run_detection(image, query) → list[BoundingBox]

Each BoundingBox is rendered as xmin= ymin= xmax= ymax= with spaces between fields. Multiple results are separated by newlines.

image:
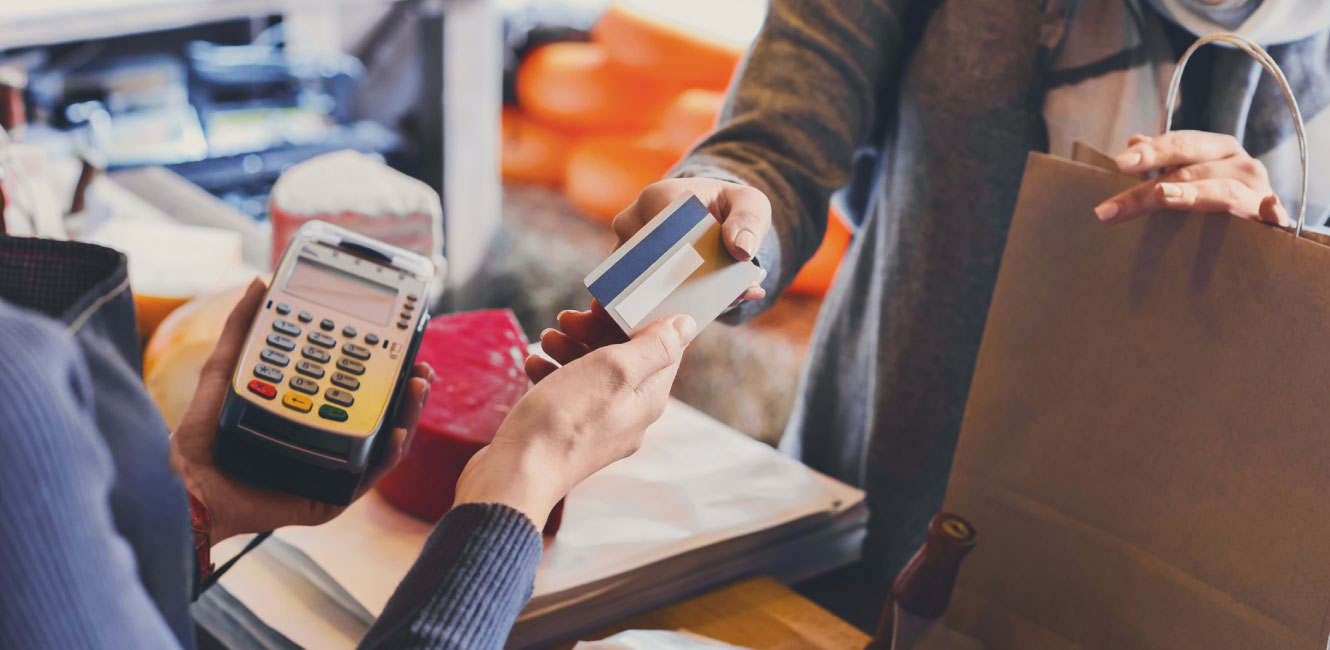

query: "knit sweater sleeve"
xmin=672 ymin=0 xmax=906 ymax=323
xmin=358 ymin=503 xmax=544 ymax=650
xmin=0 ymin=308 xmax=186 ymax=649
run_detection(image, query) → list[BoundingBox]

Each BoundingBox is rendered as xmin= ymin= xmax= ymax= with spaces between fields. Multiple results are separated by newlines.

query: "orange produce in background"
xmin=501 ymin=107 xmax=573 ymax=186
xmin=563 ymin=132 xmax=680 ymax=224
xmin=661 ymin=88 xmax=724 ymax=154
xmin=593 ymin=4 xmax=743 ymax=91
xmin=515 ymin=41 xmax=677 ymax=132
xmin=143 ymin=281 xmax=257 ymax=429
xmin=787 ymin=208 xmax=852 ymax=296
xmin=135 ymin=294 xmax=193 ymax=342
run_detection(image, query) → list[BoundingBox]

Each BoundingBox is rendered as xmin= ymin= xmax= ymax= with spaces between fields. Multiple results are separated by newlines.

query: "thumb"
xmin=199 ymin=279 xmax=268 ymax=381
xmin=1260 ymin=194 xmax=1290 ymax=227
xmin=597 ymin=314 xmax=695 ymax=389
xmin=718 ymin=186 xmax=771 ymax=262
xmin=176 ymin=278 xmax=266 ymax=435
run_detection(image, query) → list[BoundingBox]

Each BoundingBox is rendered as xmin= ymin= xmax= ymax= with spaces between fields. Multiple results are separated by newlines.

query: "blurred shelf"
xmin=2 ymin=0 xmax=502 ymax=292
xmin=0 ymin=0 xmax=397 ymax=50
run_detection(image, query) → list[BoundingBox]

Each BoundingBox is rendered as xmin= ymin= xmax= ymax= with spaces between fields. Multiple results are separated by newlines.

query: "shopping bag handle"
xmin=1163 ymin=33 xmax=1309 ymax=237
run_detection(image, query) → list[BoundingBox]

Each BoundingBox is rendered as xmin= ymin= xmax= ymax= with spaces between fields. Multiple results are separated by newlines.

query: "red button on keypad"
xmin=247 ymin=379 xmax=277 ymax=400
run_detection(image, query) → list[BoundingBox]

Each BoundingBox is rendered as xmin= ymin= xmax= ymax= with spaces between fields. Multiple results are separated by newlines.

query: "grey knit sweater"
xmin=678 ymin=0 xmax=1329 ymax=579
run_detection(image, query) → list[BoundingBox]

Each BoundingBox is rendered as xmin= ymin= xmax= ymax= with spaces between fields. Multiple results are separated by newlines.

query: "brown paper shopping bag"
xmin=927 ymin=35 xmax=1329 ymax=650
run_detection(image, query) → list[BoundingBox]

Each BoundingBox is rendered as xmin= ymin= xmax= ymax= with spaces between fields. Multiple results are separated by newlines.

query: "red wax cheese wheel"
xmin=501 ymin=107 xmax=573 ymax=187
xmin=377 ymin=310 xmax=549 ymax=526
xmin=514 ymin=41 xmax=677 ymax=132
xmin=661 ymin=88 xmax=723 ymax=154
xmin=268 ymin=150 xmax=444 ymax=282
xmin=592 ymin=4 xmax=743 ymax=91
xmin=563 ymin=132 xmax=680 ymax=224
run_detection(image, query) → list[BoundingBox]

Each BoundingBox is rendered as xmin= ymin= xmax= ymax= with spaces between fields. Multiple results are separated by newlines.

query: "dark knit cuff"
xmin=359 ymin=502 xmax=543 ymax=650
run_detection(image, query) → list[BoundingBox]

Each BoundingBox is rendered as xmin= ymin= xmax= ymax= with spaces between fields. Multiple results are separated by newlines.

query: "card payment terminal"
xmin=216 ymin=221 xmax=434 ymax=505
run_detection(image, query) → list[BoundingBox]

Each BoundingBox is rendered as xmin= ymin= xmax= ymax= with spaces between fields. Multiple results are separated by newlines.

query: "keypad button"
xmin=336 ymin=357 xmax=366 ymax=375
xmin=282 ymin=392 xmax=313 ymax=413
xmin=253 ymin=363 xmax=283 ymax=383
xmin=289 ymin=376 xmax=319 ymax=395
xmin=272 ymin=319 xmax=301 ymax=337
xmin=247 ymin=379 xmax=276 ymax=400
xmin=325 ymin=388 xmax=355 ymax=407
xmin=331 ymin=372 xmax=360 ymax=391
xmin=302 ymin=345 xmax=331 ymax=364
xmin=400 ymin=311 xmax=413 ymax=321
xmin=298 ymin=310 xmax=314 ymax=323
xmin=406 ymin=293 xmax=418 ymax=302
xmin=318 ymin=404 xmax=349 ymax=422
xmin=389 ymin=342 xmax=403 ymax=360
xmin=260 ymin=348 xmax=290 ymax=367
xmin=396 ymin=321 xmax=409 ymax=330
xmin=308 ymin=331 xmax=337 ymax=348
xmin=364 ymin=333 xmax=380 ymax=346
xmin=266 ymin=332 xmax=296 ymax=351
xmin=403 ymin=302 xmax=415 ymax=311
xmin=342 ymin=326 xmax=357 ymax=338
xmin=342 ymin=342 xmax=371 ymax=360
xmin=320 ymin=318 xmax=335 ymax=331
xmin=275 ymin=302 xmax=291 ymax=315
xmin=296 ymin=360 xmax=326 ymax=379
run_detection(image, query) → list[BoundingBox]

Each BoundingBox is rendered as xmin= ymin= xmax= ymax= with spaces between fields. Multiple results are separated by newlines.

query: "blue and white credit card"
xmin=585 ymin=192 xmax=764 ymax=340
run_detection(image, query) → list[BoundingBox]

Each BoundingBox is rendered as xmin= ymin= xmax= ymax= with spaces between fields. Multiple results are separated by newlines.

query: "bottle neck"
xmin=891 ymin=513 xmax=976 ymax=619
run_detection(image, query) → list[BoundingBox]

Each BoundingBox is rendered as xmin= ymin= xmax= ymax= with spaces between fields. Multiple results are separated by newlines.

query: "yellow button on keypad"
xmin=282 ymin=392 xmax=313 ymax=413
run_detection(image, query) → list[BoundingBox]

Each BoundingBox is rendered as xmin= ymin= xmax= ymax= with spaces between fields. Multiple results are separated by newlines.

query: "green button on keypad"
xmin=318 ymin=404 xmax=349 ymax=422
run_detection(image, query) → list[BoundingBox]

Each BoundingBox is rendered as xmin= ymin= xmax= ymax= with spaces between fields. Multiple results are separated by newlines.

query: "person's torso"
xmin=0 ymin=235 xmax=196 ymax=648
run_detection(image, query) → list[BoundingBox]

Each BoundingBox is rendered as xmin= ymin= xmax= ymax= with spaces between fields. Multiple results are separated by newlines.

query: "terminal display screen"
xmin=285 ymin=257 xmax=397 ymax=325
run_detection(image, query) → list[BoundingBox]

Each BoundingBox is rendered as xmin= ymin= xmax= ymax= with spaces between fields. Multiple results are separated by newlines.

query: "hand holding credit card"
xmin=584 ymin=192 xmax=765 ymax=340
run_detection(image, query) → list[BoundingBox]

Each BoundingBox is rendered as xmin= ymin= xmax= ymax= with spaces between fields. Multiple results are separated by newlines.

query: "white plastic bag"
xmin=573 ymin=630 xmax=752 ymax=650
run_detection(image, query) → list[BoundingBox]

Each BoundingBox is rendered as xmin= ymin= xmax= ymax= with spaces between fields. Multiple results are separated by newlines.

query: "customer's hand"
xmin=453 ymin=313 xmax=696 ymax=529
xmin=1094 ymin=131 xmax=1289 ymax=226
xmin=169 ymin=279 xmax=433 ymax=544
xmin=616 ymin=178 xmax=771 ymax=303
xmin=526 ymin=300 xmax=626 ymax=381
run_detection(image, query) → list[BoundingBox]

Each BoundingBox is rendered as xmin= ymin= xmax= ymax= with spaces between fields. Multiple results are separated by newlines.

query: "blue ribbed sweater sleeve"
xmin=0 ymin=301 xmax=542 ymax=649
xmin=360 ymin=503 xmax=544 ymax=649
xmin=0 ymin=311 xmax=184 ymax=649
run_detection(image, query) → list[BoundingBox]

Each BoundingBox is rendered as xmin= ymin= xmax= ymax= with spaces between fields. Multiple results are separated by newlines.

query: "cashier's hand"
xmin=452 ymin=313 xmax=696 ymax=530
xmin=169 ymin=279 xmax=434 ymax=544
xmin=1094 ymin=131 xmax=1289 ymax=226
xmin=615 ymin=178 xmax=771 ymax=303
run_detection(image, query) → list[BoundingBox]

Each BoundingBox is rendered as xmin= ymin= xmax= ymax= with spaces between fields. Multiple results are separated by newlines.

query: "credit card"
xmin=585 ymin=192 xmax=763 ymax=340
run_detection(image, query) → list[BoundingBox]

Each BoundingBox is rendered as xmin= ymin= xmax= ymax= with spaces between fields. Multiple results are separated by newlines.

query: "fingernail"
xmin=1094 ymin=202 xmax=1119 ymax=221
xmin=735 ymin=230 xmax=757 ymax=258
xmin=540 ymin=328 xmax=556 ymax=339
xmin=672 ymin=315 xmax=697 ymax=341
xmin=1116 ymin=151 xmax=1142 ymax=169
xmin=1159 ymin=183 xmax=1181 ymax=199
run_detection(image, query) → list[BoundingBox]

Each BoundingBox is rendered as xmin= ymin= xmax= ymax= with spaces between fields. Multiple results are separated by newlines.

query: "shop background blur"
xmin=0 ymin=0 xmax=846 ymax=446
